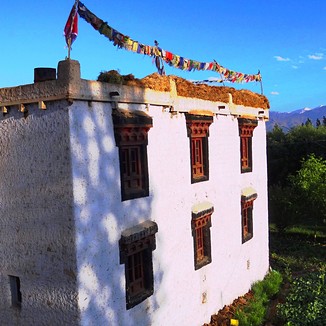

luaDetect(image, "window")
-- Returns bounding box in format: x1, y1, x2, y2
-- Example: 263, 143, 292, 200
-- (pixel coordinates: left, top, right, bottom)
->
186, 113, 213, 183
238, 118, 258, 173
112, 109, 153, 201
119, 221, 158, 310
120, 146, 143, 192
9, 275, 22, 308
241, 188, 257, 243
191, 202, 214, 270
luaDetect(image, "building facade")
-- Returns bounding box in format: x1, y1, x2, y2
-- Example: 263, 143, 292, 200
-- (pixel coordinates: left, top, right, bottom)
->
0, 60, 269, 325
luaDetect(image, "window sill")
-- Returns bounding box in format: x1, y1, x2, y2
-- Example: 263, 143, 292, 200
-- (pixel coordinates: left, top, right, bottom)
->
241, 168, 253, 174
191, 175, 209, 184
242, 234, 253, 244
127, 288, 154, 309
195, 256, 212, 270
122, 189, 149, 201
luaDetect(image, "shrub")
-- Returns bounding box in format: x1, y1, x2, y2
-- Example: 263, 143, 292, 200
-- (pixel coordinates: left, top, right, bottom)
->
262, 269, 283, 298
234, 298, 266, 326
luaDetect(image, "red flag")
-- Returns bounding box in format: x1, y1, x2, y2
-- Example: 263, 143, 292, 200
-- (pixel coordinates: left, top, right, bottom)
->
64, 4, 78, 46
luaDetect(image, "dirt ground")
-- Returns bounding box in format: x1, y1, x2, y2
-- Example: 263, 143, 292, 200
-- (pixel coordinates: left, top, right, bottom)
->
203, 282, 290, 326
97, 71, 270, 110
203, 291, 254, 326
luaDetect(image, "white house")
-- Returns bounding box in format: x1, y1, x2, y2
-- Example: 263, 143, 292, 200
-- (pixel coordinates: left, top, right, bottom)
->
0, 59, 269, 326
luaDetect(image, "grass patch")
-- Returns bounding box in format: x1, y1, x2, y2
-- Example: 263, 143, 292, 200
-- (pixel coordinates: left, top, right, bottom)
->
234, 270, 283, 326
269, 227, 325, 275
286, 224, 326, 237
269, 223, 326, 325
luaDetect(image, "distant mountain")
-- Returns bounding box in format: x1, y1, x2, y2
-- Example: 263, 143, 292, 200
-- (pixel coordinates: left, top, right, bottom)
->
267, 105, 326, 132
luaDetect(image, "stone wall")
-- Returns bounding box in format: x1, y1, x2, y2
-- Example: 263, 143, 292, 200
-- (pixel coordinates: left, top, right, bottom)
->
0, 102, 79, 325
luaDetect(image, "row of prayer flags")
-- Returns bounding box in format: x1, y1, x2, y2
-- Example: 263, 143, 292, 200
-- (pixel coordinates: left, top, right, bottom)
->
64, 1, 261, 83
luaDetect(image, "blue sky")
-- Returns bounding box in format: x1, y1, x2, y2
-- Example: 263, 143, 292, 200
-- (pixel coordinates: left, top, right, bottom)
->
1, 0, 325, 112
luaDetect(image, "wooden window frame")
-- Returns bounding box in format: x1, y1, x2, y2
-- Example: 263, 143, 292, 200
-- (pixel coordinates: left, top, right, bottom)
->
119, 221, 158, 310
186, 114, 213, 183
191, 205, 214, 270
113, 109, 152, 201
118, 142, 149, 200
241, 191, 257, 243
238, 118, 258, 173
242, 200, 253, 243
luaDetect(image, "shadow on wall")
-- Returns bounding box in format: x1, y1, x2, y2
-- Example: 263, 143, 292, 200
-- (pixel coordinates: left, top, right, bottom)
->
0, 102, 80, 324
70, 81, 164, 326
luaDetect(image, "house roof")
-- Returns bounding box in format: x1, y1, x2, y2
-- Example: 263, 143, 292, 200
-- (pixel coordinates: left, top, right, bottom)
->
98, 71, 270, 110
0, 60, 269, 119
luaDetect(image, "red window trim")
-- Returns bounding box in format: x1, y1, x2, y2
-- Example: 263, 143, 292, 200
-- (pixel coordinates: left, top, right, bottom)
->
120, 221, 158, 310
238, 118, 258, 173
120, 145, 144, 196
113, 109, 153, 201
192, 137, 205, 178
241, 194, 257, 243
191, 205, 214, 270
193, 214, 211, 263
186, 114, 213, 183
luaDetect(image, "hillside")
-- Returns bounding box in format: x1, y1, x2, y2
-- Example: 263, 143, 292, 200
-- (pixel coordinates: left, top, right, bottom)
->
267, 105, 326, 131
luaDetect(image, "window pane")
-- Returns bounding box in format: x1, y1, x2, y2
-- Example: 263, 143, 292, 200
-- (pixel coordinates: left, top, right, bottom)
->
241, 137, 249, 169
196, 227, 204, 261
128, 251, 144, 295
192, 213, 213, 269
242, 201, 253, 242
121, 149, 129, 175
192, 138, 204, 177
130, 148, 139, 174
121, 146, 143, 192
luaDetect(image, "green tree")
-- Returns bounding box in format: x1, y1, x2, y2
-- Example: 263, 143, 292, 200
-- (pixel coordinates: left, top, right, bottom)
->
267, 125, 289, 186
267, 124, 326, 186
289, 155, 326, 226
316, 118, 321, 128
268, 184, 297, 231
305, 118, 313, 127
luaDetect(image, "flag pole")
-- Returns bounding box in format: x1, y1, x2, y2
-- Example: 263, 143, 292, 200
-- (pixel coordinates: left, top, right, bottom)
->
214, 60, 225, 86
257, 70, 263, 95
67, 38, 72, 59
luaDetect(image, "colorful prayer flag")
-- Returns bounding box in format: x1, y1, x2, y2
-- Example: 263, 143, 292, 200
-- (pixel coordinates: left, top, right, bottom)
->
76, 2, 262, 84
64, 3, 78, 46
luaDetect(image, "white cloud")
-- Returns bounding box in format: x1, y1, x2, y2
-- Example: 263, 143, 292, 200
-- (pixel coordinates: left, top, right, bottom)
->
274, 56, 290, 62
271, 91, 279, 95
323, 67, 326, 70
292, 65, 298, 69
308, 53, 324, 60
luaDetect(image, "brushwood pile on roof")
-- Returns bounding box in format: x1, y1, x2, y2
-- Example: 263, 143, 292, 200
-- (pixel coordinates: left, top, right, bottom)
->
98, 70, 270, 110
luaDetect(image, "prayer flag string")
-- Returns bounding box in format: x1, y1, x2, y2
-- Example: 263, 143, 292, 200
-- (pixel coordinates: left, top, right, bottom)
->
77, 2, 262, 84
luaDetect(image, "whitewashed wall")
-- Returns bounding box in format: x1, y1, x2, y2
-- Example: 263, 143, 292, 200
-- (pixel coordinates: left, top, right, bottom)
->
70, 96, 269, 326
0, 59, 268, 325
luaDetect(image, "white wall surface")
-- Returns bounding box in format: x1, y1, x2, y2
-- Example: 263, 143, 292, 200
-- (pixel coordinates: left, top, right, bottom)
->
0, 59, 269, 326
70, 95, 269, 326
